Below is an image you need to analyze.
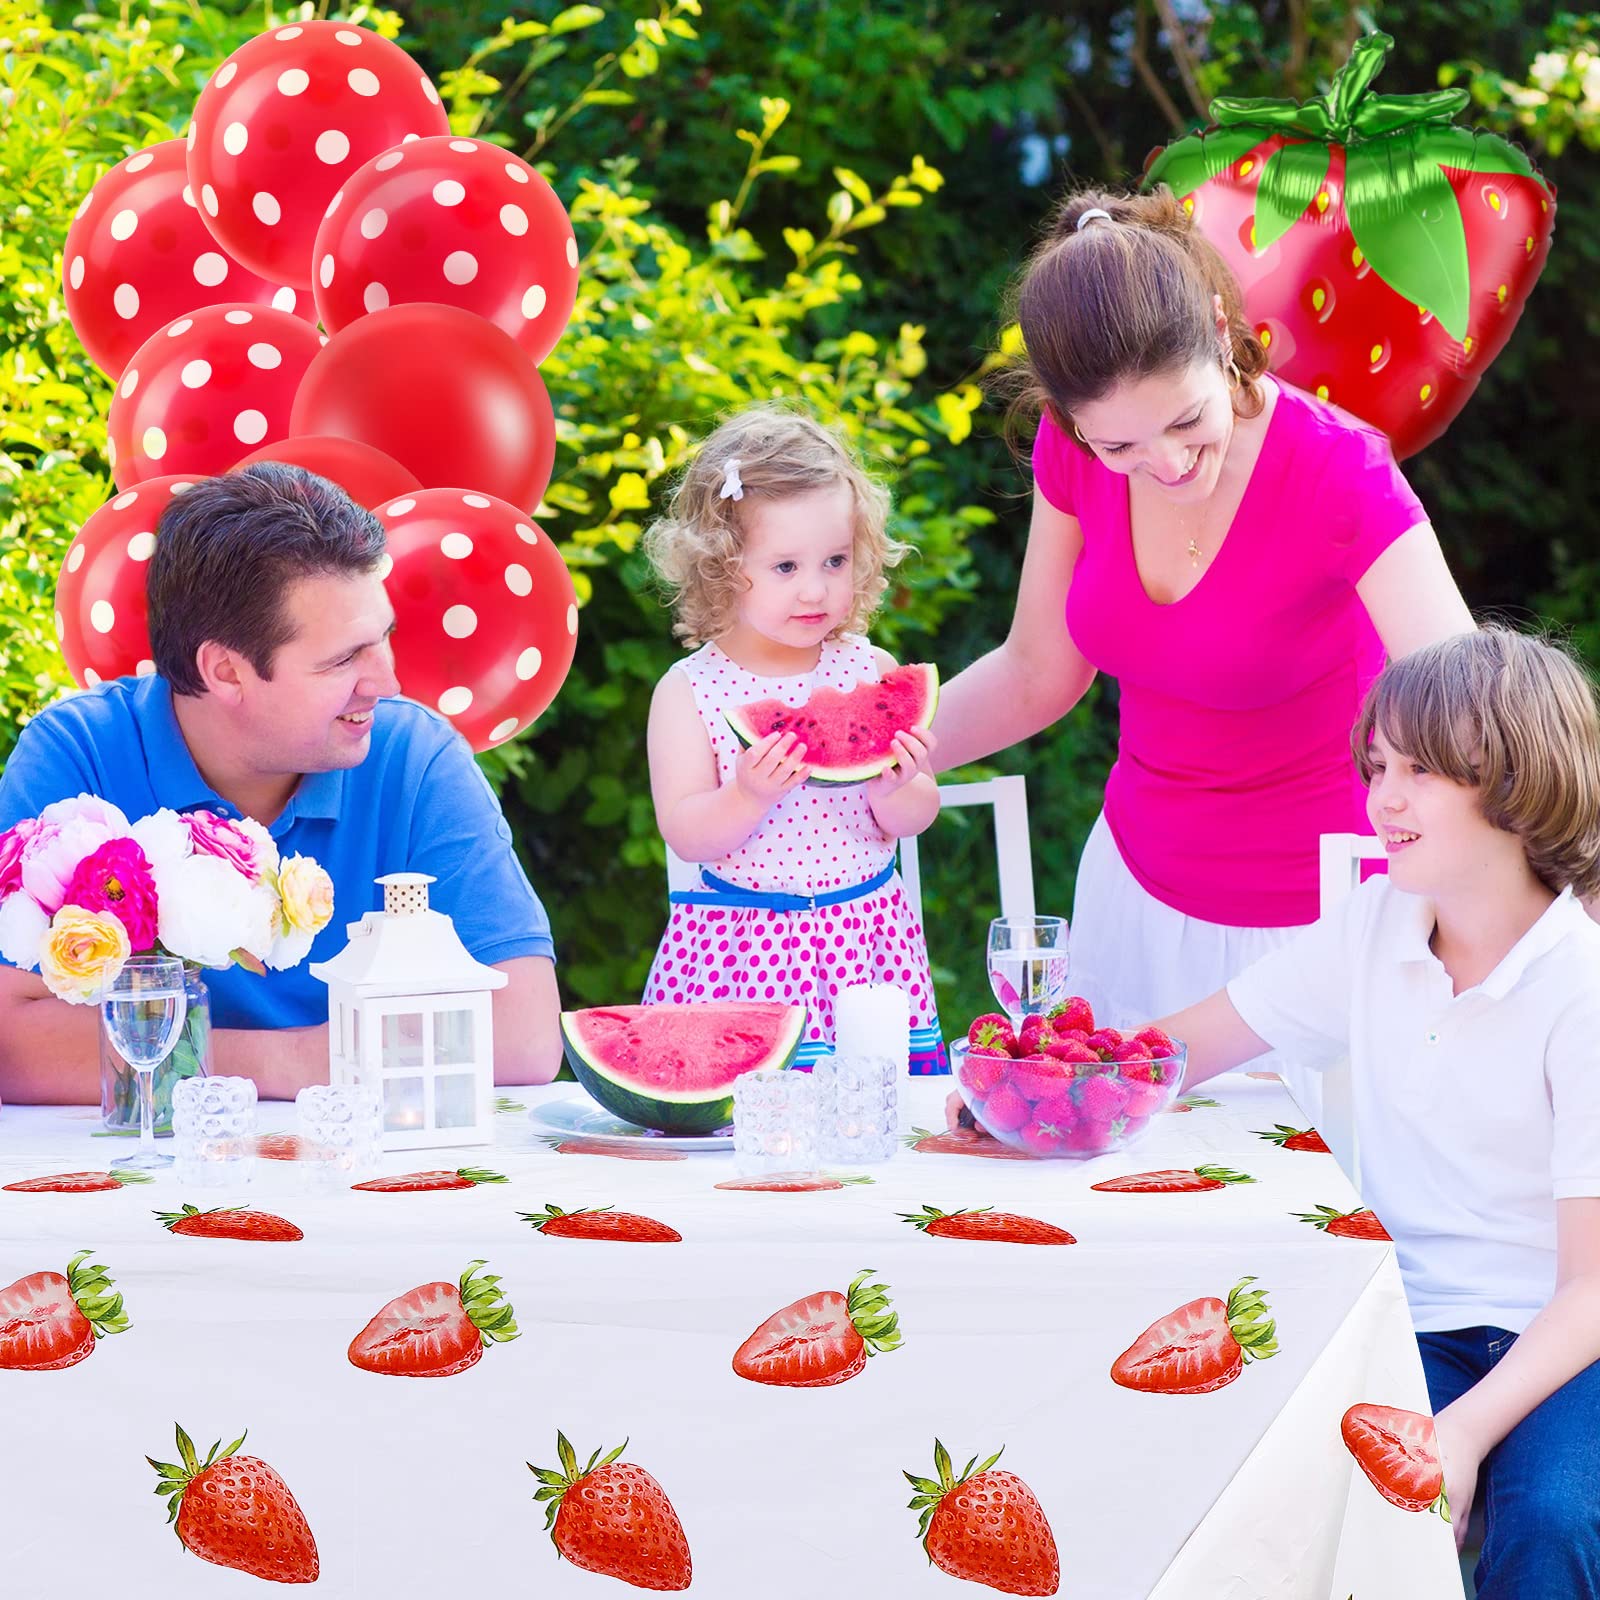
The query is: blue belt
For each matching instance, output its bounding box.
[669,860,896,912]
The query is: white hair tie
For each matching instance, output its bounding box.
[718,459,744,502]
[1076,207,1113,232]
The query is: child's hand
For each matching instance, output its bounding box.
[1432,1407,1484,1552]
[735,731,811,809]
[867,728,937,801]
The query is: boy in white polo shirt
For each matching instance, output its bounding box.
[1154,627,1600,1600]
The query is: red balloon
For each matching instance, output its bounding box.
[312,135,579,364]
[376,487,578,751]
[187,20,449,289]
[291,303,556,511]
[108,304,325,488]
[62,139,313,379]
[234,435,420,508]
[55,475,205,686]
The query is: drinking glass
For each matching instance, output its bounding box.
[296,1082,383,1190]
[731,1069,819,1178]
[172,1075,257,1188]
[986,916,1070,1031]
[101,955,188,1172]
[812,1052,898,1166]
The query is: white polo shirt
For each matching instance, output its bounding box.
[1228,878,1600,1334]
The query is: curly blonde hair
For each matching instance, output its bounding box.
[642,403,906,647]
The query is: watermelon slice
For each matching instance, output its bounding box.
[560,1003,807,1134]
[724,663,939,787]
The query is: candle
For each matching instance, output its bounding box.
[834,983,909,1072]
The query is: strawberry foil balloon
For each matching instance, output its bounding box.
[1144,32,1555,459]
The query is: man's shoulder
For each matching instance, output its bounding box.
[368,696,470,760]
[20,676,150,747]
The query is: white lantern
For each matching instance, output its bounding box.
[310,872,506,1151]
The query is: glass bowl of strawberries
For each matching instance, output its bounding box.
[951,997,1186,1158]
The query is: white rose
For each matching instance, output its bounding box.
[131,808,193,872]
[266,923,317,971]
[0,890,49,971]
[154,854,275,968]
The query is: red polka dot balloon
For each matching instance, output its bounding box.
[55,475,204,687]
[108,303,324,488]
[291,301,556,511]
[234,434,420,508]
[62,139,312,380]
[376,487,578,751]
[187,20,449,290]
[312,135,579,364]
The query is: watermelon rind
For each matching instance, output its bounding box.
[560,1004,807,1134]
[724,662,940,787]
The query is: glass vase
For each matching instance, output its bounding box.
[100,962,212,1135]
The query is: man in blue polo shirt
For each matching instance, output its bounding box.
[0,463,562,1101]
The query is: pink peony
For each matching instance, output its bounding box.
[60,838,160,953]
[182,810,270,882]
[38,794,131,834]
[0,818,41,899]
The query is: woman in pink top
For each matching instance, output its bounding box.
[935,183,1474,1120]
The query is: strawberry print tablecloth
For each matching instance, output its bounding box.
[0,1073,1462,1599]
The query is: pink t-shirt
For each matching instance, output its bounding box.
[1035,380,1426,928]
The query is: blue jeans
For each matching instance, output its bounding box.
[1419,1326,1600,1599]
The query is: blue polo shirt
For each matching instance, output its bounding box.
[0,676,555,1028]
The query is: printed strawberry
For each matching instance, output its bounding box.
[156,1204,303,1242]
[0,1250,129,1370]
[1111,1275,1278,1394]
[715,1172,873,1192]
[3,1169,154,1192]
[1046,995,1095,1034]
[1296,1204,1391,1241]
[1041,1035,1101,1068]
[1167,1095,1221,1114]
[1143,31,1556,460]
[958,1047,1008,1100]
[1133,1026,1177,1059]
[1093,1166,1257,1193]
[1016,1015,1050,1054]
[904,1126,1033,1161]
[348,1259,518,1377]
[251,1133,316,1161]
[545,1137,686,1162]
[149,1424,319,1584]
[905,1440,1060,1597]
[521,1203,682,1243]
[902,1204,1077,1245]
[1076,1073,1132,1123]
[1341,1404,1449,1518]
[529,1431,691,1591]
[1007,1055,1071,1103]
[352,1167,508,1192]
[967,1013,1018,1057]
[977,1082,1030,1134]
[732,1267,900,1387]
[1083,1028,1125,1060]
[1257,1123,1332,1153]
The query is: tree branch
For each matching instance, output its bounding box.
[1151,0,1212,123]
[1132,0,1188,134]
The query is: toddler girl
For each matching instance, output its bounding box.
[641,404,946,1072]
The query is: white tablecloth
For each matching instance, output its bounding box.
[0,1074,1462,1599]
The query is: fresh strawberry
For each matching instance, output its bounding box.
[150,1424,318,1583]
[905,1440,1060,1597]
[967,1014,1018,1056]
[348,1259,518,1377]
[1076,1074,1132,1123]
[251,1133,316,1162]
[351,1167,508,1192]
[1007,1056,1071,1103]
[0,1251,129,1370]
[1256,1123,1331,1154]
[1119,1114,1150,1140]
[714,1172,873,1192]
[1046,996,1095,1034]
[156,1204,303,1242]
[1042,1035,1101,1068]
[1121,1080,1168,1118]
[958,1048,1008,1099]
[1133,1026,1177,1059]
[977,1083,1030,1134]
[1143,32,1556,460]
[1018,1115,1071,1156]
[3,1169,153,1192]
[1341,1404,1449,1517]
[1296,1204,1391,1241]
[1016,1015,1050,1054]
[1111,1040,1167,1082]
[529,1431,691,1591]
[546,1137,686,1162]
[1083,1028,1125,1059]
[902,1204,1076,1245]
[1093,1166,1257,1194]
[1111,1275,1278,1394]
[732,1268,900,1387]
[521,1203,681,1243]
[904,1127,1033,1161]
[1063,1118,1120,1154]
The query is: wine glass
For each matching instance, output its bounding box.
[986,916,1069,1032]
[100,955,188,1172]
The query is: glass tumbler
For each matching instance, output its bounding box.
[731,1069,820,1177]
[812,1052,899,1165]
[171,1075,257,1189]
[295,1082,383,1189]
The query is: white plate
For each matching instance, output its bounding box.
[528,1095,735,1152]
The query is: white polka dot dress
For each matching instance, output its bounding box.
[642,635,946,1073]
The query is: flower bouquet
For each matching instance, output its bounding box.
[0,795,333,1129]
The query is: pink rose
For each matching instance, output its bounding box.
[0,818,41,900]
[38,795,132,834]
[60,838,160,953]
[182,810,266,882]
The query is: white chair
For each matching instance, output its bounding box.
[664,774,1036,924]
[1316,832,1388,1192]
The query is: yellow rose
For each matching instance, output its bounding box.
[39,905,131,1004]
[278,854,334,935]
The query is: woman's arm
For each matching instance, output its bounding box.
[1355,523,1475,659]
[932,487,1098,771]
[1429,1197,1600,1548]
